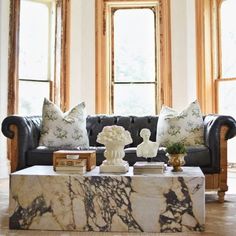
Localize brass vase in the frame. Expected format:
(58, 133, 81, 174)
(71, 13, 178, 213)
(166, 153, 186, 172)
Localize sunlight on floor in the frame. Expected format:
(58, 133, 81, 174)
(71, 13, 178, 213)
(0, 157, 9, 179)
(228, 168, 236, 194)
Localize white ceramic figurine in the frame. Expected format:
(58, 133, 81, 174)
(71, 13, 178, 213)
(97, 125, 133, 173)
(136, 128, 159, 160)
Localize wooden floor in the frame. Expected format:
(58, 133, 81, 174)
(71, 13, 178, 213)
(0, 161, 236, 235)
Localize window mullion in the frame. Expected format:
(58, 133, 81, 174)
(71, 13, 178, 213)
(19, 78, 51, 83)
(113, 81, 157, 84)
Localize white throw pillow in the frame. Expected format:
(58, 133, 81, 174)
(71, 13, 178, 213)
(156, 100, 204, 146)
(39, 98, 89, 148)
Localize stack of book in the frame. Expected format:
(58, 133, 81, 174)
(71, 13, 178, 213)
(53, 150, 96, 171)
(54, 159, 87, 174)
(133, 162, 166, 175)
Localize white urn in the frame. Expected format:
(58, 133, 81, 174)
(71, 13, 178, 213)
(96, 125, 133, 173)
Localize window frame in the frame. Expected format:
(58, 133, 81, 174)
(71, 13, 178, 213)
(18, 0, 54, 115)
(195, 0, 217, 113)
(111, 6, 158, 114)
(195, 0, 236, 114)
(215, 0, 236, 114)
(95, 0, 172, 114)
(8, 0, 70, 115)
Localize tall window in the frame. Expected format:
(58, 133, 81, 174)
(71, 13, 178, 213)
(8, 0, 70, 115)
(220, 0, 236, 79)
(217, 0, 236, 118)
(96, 0, 171, 115)
(217, 0, 236, 164)
(195, 0, 236, 114)
(196, 0, 236, 164)
(113, 9, 156, 115)
(18, 0, 54, 115)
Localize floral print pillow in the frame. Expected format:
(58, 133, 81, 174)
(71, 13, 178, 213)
(156, 100, 204, 147)
(39, 98, 89, 148)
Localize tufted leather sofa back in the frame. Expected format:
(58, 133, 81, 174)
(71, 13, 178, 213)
(86, 115, 159, 147)
(2, 114, 236, 173)
(2, 115, 159, 148)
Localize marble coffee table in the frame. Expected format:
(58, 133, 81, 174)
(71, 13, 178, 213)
(9, 166, 205, 232)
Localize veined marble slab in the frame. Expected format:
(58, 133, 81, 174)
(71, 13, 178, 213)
(9, 166, 205, 232)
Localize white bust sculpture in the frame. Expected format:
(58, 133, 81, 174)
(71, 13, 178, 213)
(136, 128, 159, 159)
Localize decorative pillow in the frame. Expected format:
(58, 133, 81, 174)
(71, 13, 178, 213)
(156, 100, 204, 146)
(39, 98, 89, 148)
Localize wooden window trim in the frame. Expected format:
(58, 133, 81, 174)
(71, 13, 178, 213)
(95, 0, 172, 114)
(195, 0, 217, 114)
(8, 0, 20, 115)
(55, 0, 71, 111)
(8, 0, 70, 115)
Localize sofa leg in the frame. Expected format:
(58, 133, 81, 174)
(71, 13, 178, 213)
(217, 183, 228, 203)
(217, 126, 229, 203)
(217, 190, 225, 203)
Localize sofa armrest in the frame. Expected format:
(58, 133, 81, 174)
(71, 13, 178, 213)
(204, 114, 236, 145)
(203, 114, 236, 172)
(203, 114, 236, 202)
(1, 115, 42, 172)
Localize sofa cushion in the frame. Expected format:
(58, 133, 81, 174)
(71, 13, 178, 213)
(86, 115, 159, 147)
(156, 100, 204, 146)
(26, 145, 212, 173)
(39, 98, 89, 148)
(27, 147, 60, 166)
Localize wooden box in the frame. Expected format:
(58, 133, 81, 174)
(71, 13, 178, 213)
(53, 150, 96, 171)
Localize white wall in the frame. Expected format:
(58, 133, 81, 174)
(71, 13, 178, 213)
(0, 0, 10, 174)
(171, 0, 196, 111)
(186, 0, 197, 104)
(70, 0, 95, 114)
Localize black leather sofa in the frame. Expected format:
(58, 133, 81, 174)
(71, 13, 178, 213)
(2, 114, 236, 202)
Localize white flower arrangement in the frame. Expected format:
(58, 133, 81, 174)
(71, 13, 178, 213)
(97, 125, 133, 167)
(97, 125, 132, 146)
